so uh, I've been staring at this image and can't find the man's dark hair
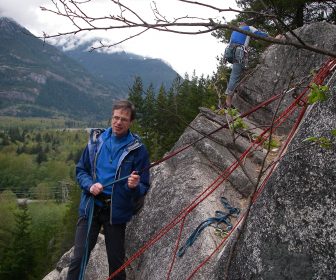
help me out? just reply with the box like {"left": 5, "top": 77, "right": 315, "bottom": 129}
{"left": 112, "top": 100, "right": 136, "bottom": 121}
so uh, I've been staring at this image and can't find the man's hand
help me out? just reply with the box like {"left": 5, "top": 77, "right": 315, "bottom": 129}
{"left": 90, "top": 183, "right": 103, "bottom": 196}
{"left": 275, "top": 34, "right": 285, "bottom": 40}
{"left": 128, "top": 171, "right": 140, "bottom": 189}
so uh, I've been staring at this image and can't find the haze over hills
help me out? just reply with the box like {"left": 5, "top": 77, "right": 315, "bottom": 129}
{"left": 63, "top": 42, "right": 179, "bottom": 94}
{"left": 0, "top": 17, "right": 179, "bottom": 122}
{"left": 0, "top": 17, "right": 124, "bottom": 121}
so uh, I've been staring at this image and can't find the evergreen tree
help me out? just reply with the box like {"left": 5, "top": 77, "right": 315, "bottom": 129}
{"left": 236, "top": 0, "right": 336, "bottom": 29}
{"left": 54, "top": 182, "right": 80, "bottom": 263}
{"left": 154, "top": 85, "right": 171, "bottom": 157}
{"left": 155, "top": 84, "right": 168, "bottom": 131}
{"left": 44, "top": 145, "right": 50, "bottom": 153}
{"left": 177, "top": 76, "right": 196, "bottom": 123}
{"left": 36, "top": 150, "right": 48, "bottom": 165}
{"left": 43, "top": 133, "right": 52, "bottom": 143}
{"left": 128, "top": 76, "right": 144, "bottom": 121}
{"left": 142, "top": 84, "right": 157, "bottom": 131}
{"left": 28, "top": 201, "right": 67, "bottom": 277}
{"left": 32, "top": 143, "right": 43, "bottom": 154}
{"left": 8, "top": 127, "right": 24, "bottom": 143}
{"left": 165, "top": 85, "right": 183, "bottom": 148}
{"left": 0, "top": 203, "right": 35, "bottom": 280}
{"left": 0, "top": 132, "right": 10, "bottom": 146}
{"left": 126, "top": 71, "right": 218, "bottom": 160}
{"left": 35, "top": 133, "right": 42, "bottom": 143}
{"left": 16, "top": 145, "right": 24, "bottom": 155}
{"left": 0, "top": 190, "right": 18, "bottom": 268}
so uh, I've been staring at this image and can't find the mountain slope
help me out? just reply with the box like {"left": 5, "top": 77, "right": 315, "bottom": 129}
{"left": 0, "top": 17, "right": 123, "bottom": 121}
{"left": 64, "top": 44, "right": 179, "bottom": 93}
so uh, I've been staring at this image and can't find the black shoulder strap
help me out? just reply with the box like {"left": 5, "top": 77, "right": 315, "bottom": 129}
{"left": 90, "top": 128, "right": 105, "bottom": 143}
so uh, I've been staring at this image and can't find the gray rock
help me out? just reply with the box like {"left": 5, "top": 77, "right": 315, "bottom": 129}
{"left": 45, "top": 21, "right": 336, "bottom": 280}
{"left": 225, "top": 78, "right": 336, "bottom": 280}
{"left": 125, "top": 108, "right": 261, "bottom": 280}
{"left": 42, "top": 234, "right": 108, "bottom": 280}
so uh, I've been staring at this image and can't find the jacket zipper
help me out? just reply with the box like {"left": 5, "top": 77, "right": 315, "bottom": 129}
{"left": 109, "top": 145, "right": 139, "bottom": 224}
{"left": 94, "top": 137, "right": 142, "bottom": 224}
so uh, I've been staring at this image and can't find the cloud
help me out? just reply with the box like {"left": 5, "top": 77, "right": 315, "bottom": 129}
{"left": 0, "top": 0, "right": 44, "bottom": 28}
{"left": 0, "top": 0, "right": 238, "bottom": 76}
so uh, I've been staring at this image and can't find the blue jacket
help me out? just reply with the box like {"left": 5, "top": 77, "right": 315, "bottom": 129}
{"left": 230, "top": 25, "right": 268, "bottom": 46}
{"left": 76, "top": 127, "right": 150, "bottom": 224}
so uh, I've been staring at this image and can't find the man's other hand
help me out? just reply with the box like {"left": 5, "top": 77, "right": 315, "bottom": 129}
{"left": 128, "top": 171, "right": 140, "bottom": 189}
{"left": 90, "top": 183, "right": 103, "bottom": 196}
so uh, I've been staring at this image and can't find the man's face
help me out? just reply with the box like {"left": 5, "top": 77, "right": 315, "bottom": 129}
{"left": 111, "top": 108, "right": 132, "bottom": 137}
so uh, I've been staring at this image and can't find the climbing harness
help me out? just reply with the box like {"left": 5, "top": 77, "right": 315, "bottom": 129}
{"left": 177, "top": 197, "right": 239, "bottom": 257}
{"left": 223, "top": 44, "right": 247, "bottom": 65}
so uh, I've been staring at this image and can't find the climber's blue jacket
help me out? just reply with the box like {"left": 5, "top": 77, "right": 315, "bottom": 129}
{"left": 76, "top": 127, "right": 150, "bottom": 224}
{"left": 230, "top": 25, "right": 268, "bottom": 46}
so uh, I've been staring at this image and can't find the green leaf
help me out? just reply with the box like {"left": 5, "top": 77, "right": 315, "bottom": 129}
{"left": 307, "top": 83, "right": 329, "bottom": 104}
{"left": 226, "top": 107, "right": 239, "bottom": 117}
{"left": 263, "top": 138, "right": 280, "bottom": 149}
{"left": 303, "top": 136, "right": 318, "bottom": 142}
{"left": 318, "top": 137, "right": 332, "bottom": 149}
{"left": 303, "top": 136, "right": 333, "bottom": 149}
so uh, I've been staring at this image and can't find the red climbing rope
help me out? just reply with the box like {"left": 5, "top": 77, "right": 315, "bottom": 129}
{"left": 186, "top": 57, "right": 336, "bottom": 279}
{"left": 186, "top": 96, "right": 309, "bottom": 280}
{"left": 144, "top": 92, "right": 283, "bottom": 173}
{"left": 108, "top": 95, "right": 294, "bottom": 280}
{"left": 107, "top": 91, "right": 284, "bottom": 280}
{"left": 108, "top": 57, "right": 336, "bottom": 280}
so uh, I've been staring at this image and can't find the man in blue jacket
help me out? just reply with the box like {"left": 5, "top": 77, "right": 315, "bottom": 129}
{"left": 223, "top": 21, "right": 269, "bottom": 108}
{"left": 67, "top": 100, "right": 150, "bottom": 280}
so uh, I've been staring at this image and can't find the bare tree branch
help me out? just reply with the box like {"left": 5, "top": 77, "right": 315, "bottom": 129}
{"left": 90, "top": 28, "right": 150, "bottom": 51}
{"left": 40, "top": 0, "right": 336, "bottom": 58}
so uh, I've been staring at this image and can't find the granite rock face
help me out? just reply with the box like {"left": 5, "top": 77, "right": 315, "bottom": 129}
{"left": 125, "top": 109, "right": 263, "bottom": 280}
{"left": 44, "top": 22, "right": 336, "bottom": 280}
{"left": 222, "top": 22, "right": 336, "bottom": 280}
{"left": 43, "top": 234, "right": 108, "bottom": 280}
{"left": 225, "top": 76, "right": 336, "bottom": 280}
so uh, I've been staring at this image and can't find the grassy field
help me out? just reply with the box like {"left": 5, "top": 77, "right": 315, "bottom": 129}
{"left": 0, "top": 116, "right": 106, "bottom": 130}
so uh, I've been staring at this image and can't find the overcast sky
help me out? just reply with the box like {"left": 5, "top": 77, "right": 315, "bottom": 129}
{"left": 0, "top": 0, "right": 238, "bottom": 77}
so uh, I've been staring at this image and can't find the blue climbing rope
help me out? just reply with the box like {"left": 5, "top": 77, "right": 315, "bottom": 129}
{"left": 78, "top": 173, "right": 134, "bottom": 280}
{"left": 79, "top": 197, "right": 94, "bottom": 280}
{"left": 177, "top": 197, "right": 240, "bottom": 257}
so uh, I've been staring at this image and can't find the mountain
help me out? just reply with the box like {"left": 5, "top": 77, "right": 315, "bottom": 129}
{"left": 0, "top": 17, "right": 127, "bottom": 121}
{"left": 0, "top": 17, "right": 179, "bottom": 121}
{"left": 63, "top": 42, "right": 179, "bottom": 94}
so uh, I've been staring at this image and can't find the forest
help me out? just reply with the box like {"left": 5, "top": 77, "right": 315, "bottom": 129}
{"left": 0, "top": 126, "right": 85, "bottom": 279}
{"left": 0, "top": 73, "right": 217, "bottom": 279}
